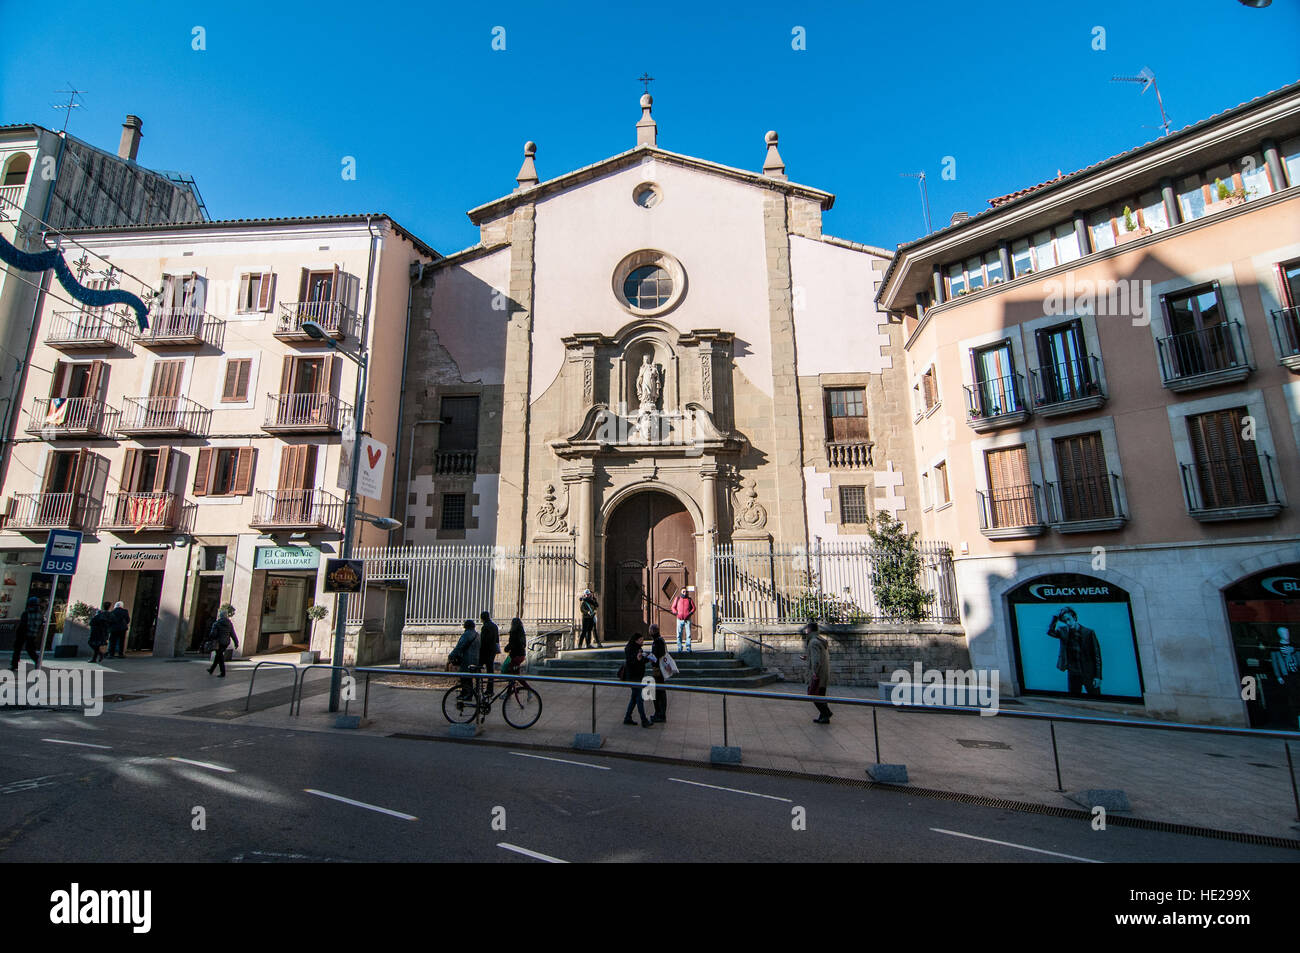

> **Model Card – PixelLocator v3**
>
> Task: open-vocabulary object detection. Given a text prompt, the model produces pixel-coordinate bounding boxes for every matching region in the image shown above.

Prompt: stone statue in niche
[635,353,662,412]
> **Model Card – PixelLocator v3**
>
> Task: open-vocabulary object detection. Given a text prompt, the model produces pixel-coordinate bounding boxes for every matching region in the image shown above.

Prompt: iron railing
[964,372,1028,421]
[976,482,1045,531]
[138,307,219,345]
[434,449,478,475]
[1156,321,1248,382]
[26,397,115,437]
[5,492,90,529]
[276,300,351,338]
[1030,355,1104,407]
[45,310,134,349]
[711,540,959,626]
[1269,306,1300,359]
[827,442,873,469]
[98,492,178,530]
[117,394,210,435]
[1181,452,1281,513]
[263,392,348,431]
[1045,473,1125,524]
[250,488,346,531]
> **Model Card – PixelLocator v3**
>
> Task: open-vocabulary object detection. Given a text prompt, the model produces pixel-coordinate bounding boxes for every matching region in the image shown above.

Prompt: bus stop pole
[34,575,61,669]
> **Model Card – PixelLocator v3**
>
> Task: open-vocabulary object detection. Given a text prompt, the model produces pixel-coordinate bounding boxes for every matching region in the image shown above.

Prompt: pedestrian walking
[206,608,239,677]
[670,588,695,653]
[578,588,601,648]
[622,632,653,728]
[502,617,527,676]
[9,597,43,671]
[801,622,832,724]
[107,601,130,659]
[88,602,111,664]
[648,623,669,723]
[479,611,500,695]
[449,620,481,700]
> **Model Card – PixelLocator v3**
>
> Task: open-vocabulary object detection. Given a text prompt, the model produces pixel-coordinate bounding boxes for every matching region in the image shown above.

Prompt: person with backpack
[107,601,130,659]
[670,588,695,653]
[479,611,500,696]
[88,602,112,664]
[578,589,601,648]
[9,597,44,671]
[206,608,239,677]
[449,620,480,700]
[621,632,653,728]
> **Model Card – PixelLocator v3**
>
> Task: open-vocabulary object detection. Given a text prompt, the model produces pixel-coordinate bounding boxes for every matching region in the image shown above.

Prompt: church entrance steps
[532,647,780,688]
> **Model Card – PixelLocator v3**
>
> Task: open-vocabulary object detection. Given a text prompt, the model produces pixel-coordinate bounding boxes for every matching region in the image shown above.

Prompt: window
[945,252,1004,297]
[3,153,31,187]
[158,273,204,314]
[825,387,868,442]
[1088,208,1117,252]
[222,359,252,402]
[933,461,950,505]
[946,263,966,297]
[203,546,226,571]
[1011,239,1034,277]
[964,256,985,292]
[838,485,868,524]
[193,447,255,497]
[1186,408,1267,509]
[633,183,661,208]
[1282,136,1300,190]
[921,368,939,411]
[1031,229,1057,271]
[1054,222,1081,264]
[972,341,1020,416]
[1053,432,1114,521]
[440,395,480,451]
[1035,320,1094,404]
[983,249,1004,285]
[623,265,672,310]
[1277,258,1300,309]
[985,445,1037,527]
[237,273,276,313]
[441,493,467,530]
[1160,283,1237,377]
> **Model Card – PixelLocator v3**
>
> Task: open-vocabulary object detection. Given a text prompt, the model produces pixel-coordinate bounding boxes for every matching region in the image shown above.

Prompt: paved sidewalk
[19,656,1300,841]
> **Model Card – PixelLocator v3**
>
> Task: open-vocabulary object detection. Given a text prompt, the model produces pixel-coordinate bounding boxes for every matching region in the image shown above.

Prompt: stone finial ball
[524,141,537,155]
[765,130,779,144]
[641,93,653,108]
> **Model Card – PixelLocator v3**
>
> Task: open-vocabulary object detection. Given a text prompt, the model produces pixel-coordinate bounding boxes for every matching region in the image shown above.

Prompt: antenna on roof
[52,84,88,134]
[1111,67,1170,137]
[900,171,932,235]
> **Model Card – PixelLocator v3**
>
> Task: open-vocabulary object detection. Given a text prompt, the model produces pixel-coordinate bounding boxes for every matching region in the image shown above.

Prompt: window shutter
[238,274,251,311]
[121,449,141,494]
[279,445,304,491]
[192,448,212,496]
[257,273,276,311]
[298,268,310,303]
[236,360,251,400]
[49,361,67,398]
[71,449,90,495]
[153,448,171,493]
[86,361,106,401]
[331,265,343,303]
[233,448,256,495]
[322,354,338,394]
[160,275,176,311]
[222,361,240,402]
[150,360,182,399]
[280,355,296,393]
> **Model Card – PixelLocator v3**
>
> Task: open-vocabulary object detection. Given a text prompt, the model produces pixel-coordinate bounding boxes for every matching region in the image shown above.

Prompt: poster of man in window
[1007,574,1145,702]
[1224,564,1300,730]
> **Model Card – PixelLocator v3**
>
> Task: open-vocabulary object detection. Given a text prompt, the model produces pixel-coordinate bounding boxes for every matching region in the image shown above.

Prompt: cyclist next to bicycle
[450,620,480,700]
[479,611,500,696]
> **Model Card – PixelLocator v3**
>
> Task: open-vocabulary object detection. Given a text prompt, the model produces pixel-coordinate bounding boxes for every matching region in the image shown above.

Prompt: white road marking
[41,738,112,750]
[498,842,569,864]
[0,774,67,795]
[930,828,1102,863]
[668,777,793,803]
[168,757,235,773]
[304,788,417,820]
[510,752,609,771]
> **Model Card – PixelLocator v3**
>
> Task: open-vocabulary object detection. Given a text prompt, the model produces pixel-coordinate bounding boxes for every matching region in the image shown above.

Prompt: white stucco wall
[790,236,892,376]
[425,248,510,386]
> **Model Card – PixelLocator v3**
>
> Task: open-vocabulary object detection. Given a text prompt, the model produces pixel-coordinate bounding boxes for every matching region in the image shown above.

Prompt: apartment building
[877,81,1300,728]
[0,215,435,661]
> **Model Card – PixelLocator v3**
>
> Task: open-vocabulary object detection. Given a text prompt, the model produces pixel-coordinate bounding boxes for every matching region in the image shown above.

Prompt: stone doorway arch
[602,489,697,643]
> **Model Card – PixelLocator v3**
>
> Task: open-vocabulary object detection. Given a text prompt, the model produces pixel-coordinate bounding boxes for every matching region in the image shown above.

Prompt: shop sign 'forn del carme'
[107,547,170,572]
[253,547,321,571]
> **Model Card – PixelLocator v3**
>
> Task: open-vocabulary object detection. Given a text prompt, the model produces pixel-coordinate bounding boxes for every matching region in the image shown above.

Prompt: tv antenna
[900,171,932,234]
[52,84,88,134]
[1111,68,1170,137]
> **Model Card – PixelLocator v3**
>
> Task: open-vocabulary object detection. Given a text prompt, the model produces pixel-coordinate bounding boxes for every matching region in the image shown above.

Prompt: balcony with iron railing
[1045,473,1127,533]
[826,441,873,469]
[1269,306,1300,371]
[1030,356,1106,416]
[250,488,345,531]
[98,492,179,531]
[44,309,135,351]
[275,300,351,341]
[4,493,91,531]
[116,395,210,437]
[1156,321,1252,392]
[26,397,117,438]
[262,393,348,433]
[434,449,478,474]
[964,373,1031,432]
[138,307,222,348]
[977,482,1047,539]
[1180,452,1283,522]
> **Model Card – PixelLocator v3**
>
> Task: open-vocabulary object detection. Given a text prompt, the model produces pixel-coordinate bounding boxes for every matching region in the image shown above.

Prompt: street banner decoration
[127,495,169,532]
[323,558,364,594]
[1006,573,1144,702]
[0,232,149,329]
[357,437,387,500]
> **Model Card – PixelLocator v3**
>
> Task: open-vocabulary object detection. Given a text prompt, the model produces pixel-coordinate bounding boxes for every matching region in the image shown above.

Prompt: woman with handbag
[502,617,527,675]
[648,624,670,723]
[206,609,239,677]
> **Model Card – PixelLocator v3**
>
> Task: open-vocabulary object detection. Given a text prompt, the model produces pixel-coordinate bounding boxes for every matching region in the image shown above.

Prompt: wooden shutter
[159,275,176,311]
[49,361,67,398]
[121,448,142,493]
[322,355,338,394]
[85,361,106,401]
[257,273,276,311]
[279,445,308,491]
[298,268,310,302]
[922,370,937,409]
[192,447,212,496]
[152,448,171,493]
[331,265,343,302]
[280,355,296,393]
[1187,408,1264,507]
[985,446,1033,527]
[70,449,90,494]
[150,360,183,398]
[238,274,252,311]
[232,448,256,495]
[222,359,251,402]
[1053,432,1111,520]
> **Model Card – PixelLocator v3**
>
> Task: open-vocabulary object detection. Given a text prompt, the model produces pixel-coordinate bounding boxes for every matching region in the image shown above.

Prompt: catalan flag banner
[128,495,167,532]
[45,397,68,427]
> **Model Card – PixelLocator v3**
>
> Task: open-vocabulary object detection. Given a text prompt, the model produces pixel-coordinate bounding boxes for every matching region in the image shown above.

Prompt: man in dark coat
[450,620,480,700]
[578,589,600,648]
[479,611,500,695]
[107,602,130,659]
[1048,608,1102,695]
[206,609,239,677]
[648,624,669,723]
[88,602,112,664]
[622,633,653,728]
[9,597,44,671]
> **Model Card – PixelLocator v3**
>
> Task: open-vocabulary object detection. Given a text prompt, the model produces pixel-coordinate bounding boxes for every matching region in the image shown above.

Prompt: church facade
[398,96,927,649]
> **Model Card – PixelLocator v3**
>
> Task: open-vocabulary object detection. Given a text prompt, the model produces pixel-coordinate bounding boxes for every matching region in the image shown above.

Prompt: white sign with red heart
[356,437,387,501]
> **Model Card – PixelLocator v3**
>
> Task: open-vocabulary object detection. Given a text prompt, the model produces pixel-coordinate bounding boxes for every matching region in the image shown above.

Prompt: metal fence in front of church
[711,540,960,626]
[347,543,577,628]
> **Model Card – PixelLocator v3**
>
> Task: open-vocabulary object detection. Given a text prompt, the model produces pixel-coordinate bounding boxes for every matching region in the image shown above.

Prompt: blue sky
[3,0,1298,255]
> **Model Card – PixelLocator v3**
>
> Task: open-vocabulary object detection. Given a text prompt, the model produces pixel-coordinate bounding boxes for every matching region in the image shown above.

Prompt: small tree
[1215,177,1230,201]
[67,601,96,625]
[866,512,935,623]
[307,603,329,642]
[1122,206,1137,232]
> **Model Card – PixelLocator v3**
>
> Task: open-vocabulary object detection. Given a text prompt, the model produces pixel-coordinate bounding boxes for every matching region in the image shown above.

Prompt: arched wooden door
[603,491,696,642]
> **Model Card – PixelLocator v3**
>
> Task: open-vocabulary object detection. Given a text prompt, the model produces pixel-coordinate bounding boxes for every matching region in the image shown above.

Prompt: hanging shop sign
[108,547,169,571]
[253,546,320,571]
[323,559,364,594]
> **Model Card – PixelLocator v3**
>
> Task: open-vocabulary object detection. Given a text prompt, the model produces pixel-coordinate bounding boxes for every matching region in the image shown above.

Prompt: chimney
[118,115,142,161]
[949,211,971,225]
[636,94,657,147]
[515,141,539,191]
[762,131,786,180]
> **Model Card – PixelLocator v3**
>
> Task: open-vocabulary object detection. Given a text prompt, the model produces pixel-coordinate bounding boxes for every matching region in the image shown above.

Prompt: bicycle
[441,667,543,729]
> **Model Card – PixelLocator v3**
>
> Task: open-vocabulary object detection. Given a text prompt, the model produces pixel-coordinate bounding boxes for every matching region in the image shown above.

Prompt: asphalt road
[0,709,1293,863]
